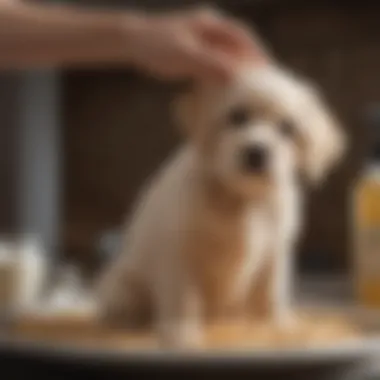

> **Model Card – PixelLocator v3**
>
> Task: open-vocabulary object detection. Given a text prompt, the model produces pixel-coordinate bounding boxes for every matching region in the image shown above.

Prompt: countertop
[1,276,380,380]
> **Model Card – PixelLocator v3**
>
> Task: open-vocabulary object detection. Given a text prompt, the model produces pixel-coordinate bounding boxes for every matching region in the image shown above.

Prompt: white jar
[14,235,48,313]
[0,241,18,315]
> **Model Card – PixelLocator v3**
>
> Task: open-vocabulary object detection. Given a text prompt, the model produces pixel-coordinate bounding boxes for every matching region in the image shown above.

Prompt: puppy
[97,64,346,348]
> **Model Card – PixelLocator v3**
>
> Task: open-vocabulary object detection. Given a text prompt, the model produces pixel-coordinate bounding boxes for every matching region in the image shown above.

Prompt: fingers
[203,20,268,62]
[192,8,270,65]
[183,42,236,82]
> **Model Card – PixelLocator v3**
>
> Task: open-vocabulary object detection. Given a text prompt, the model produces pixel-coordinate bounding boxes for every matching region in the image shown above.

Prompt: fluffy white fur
[97,64,346,348]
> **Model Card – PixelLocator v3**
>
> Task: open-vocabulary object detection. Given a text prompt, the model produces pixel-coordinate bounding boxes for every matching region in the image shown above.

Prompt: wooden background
[62,0,380,274]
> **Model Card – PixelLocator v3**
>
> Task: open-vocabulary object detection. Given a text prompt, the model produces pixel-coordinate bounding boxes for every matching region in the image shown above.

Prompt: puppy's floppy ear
[301,89,347,185]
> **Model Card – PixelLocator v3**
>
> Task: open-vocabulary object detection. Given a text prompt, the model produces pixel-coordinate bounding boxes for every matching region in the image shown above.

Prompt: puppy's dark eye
[279,120,295,138]
[227,107,251,127]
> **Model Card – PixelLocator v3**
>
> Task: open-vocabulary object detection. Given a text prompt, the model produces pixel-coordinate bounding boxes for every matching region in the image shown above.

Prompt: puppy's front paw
[158,322,203,350]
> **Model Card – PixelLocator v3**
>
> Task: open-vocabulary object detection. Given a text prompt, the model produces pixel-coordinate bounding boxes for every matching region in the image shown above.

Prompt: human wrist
[111,11,153,65]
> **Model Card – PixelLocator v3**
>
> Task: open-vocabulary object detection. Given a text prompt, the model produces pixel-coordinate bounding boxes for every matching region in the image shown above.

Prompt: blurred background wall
[0,70,61,255]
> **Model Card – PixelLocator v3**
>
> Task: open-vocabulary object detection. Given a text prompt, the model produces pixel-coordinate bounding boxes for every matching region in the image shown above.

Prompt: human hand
[125,8,268,81]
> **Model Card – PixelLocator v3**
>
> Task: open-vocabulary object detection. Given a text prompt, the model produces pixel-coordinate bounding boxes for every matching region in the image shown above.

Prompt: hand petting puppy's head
[173,64,346,198]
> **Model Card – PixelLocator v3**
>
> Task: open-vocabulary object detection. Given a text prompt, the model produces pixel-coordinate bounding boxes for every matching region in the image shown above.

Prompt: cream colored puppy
[97,64,346,348]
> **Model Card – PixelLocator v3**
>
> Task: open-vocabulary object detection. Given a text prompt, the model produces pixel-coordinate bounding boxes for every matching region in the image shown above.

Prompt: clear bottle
[353,110,380,308]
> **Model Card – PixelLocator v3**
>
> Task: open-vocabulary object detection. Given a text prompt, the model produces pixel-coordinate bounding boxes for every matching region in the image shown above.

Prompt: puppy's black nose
[241,145,268,172]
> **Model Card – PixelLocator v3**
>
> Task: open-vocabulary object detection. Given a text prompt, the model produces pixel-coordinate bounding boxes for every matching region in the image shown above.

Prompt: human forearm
[0,2,142,69]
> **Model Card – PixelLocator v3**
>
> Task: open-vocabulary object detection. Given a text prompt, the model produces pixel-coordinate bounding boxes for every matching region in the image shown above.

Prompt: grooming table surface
[3,280,380,379]
[8,310,362,351]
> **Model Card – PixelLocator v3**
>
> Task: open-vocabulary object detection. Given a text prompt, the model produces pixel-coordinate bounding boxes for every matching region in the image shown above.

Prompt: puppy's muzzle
[240,144,268,174]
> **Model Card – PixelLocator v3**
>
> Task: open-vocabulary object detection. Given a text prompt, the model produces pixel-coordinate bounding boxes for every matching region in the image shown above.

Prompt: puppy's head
[174,65,346,198]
